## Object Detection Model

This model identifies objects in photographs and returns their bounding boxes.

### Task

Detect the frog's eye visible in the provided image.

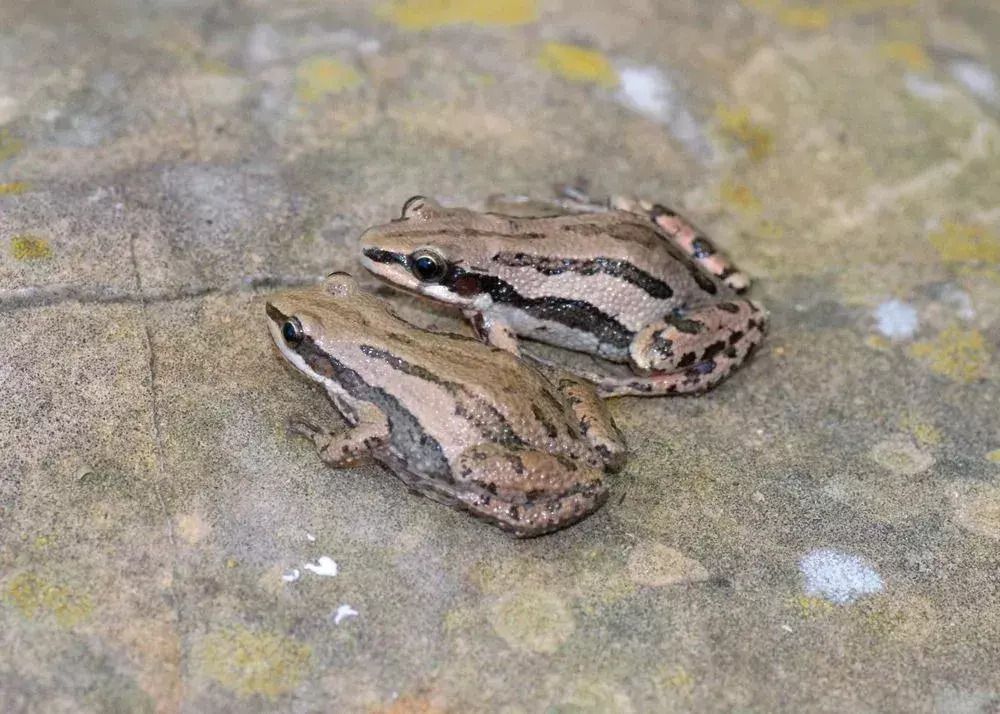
[409,248,447,283]
[282,318,304,345]
[401,195,427,219]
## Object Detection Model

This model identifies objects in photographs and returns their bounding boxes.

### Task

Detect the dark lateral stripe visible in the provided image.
[359,344,529,449]
[445,268,633,350]
[363,247,408,267]
[492,252,674,300]
[370,226,549,241]
[282,329,452,480]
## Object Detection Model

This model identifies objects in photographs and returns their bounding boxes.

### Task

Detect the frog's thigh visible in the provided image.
[611,196,751,293]
[631,300,764,373]
[549,372,627,472]
[453,445,608,537]
[599,301,766,397]
[287,402,389,468]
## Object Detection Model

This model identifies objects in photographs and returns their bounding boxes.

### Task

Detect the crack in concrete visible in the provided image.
[128,229,184,668]
[0,274,324,313]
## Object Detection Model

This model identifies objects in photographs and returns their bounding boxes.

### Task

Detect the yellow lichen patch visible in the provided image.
[869,438,934,475]
[987,450,1000,463]
[198,627,312,699]
[11,235,54,260]
[715,105,774,161]
[296,57,364,103]
[0,181,30,195]
[929,222,1000,263]
[899,414,942,446]
[176,511,211,545]
[377,0,537,30]
[659,666,696,694]
[5,572,94,628]
[0,128,24,161]
[490,590,575,654]
[790,595,834,619]
[719,178,761,214]
[538,42,617,86]
[776,6,830,29]
[879,40,931,70]
[909,327,990,383]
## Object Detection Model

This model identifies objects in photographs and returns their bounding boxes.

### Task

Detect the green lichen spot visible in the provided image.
[377,0,538,30]
[5,572,94,628]
[538,43,618,87]
[899,414,942,446]
[0,181,30,195]
[11,235,53,260]
[0,128,24,161]
[791,595,834,619]
[198,627,312,699]
[909,327,990,383]
[986,450,1000,464]
[929,222,1000,263]
[296,57,364,103]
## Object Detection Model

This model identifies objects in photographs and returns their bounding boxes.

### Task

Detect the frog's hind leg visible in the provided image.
[545,370,627,472]
[610,196,751,293]
[600,300,767,397]
[453,446,609,537]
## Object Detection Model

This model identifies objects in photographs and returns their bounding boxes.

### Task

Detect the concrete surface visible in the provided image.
[2,0,1000,711]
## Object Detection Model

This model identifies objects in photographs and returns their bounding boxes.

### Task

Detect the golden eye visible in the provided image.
[409,248,447,283]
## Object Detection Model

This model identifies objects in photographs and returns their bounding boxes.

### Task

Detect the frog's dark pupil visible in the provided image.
[283,320,301,343]
[413,254,443,281]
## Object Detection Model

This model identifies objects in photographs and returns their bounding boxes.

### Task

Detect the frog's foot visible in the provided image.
[547,371,628,472]
[453,446,609,537]
[466,310,520,355]
[597,301,767,397]
[610,196,751,293]
[286,406,388,468]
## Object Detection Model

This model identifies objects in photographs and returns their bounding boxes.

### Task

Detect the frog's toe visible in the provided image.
[286,415,324,440]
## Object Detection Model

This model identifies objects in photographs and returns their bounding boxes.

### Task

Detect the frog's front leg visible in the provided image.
[452,446,609,538]
[465,309,520,355]
[612,299,767,397]
[286,400,389,468]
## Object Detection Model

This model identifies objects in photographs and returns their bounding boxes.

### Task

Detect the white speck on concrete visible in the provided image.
[904,73,947,101]
[615,65,715,162]
[874,300,919,340]
[282,569,300,583]
[799,548,884,604]
[334,604,359,625]
[949,60,1000,108]
[304,556,338,577]
[305,532,316,542]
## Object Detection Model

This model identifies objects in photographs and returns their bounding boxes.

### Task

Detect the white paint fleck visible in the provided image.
[799,548,884,605]
[874,299,919,340]
[282,569,300,583]
[303,556,338,577]
[949,60,1000,108]
[904,72,947,101]
[305,532,316,542]
[615,65,715,162]
[334,604,359,625]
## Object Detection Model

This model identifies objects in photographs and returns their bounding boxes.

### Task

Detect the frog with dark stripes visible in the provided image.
[359,186,768,397]
[266,273,626,537]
